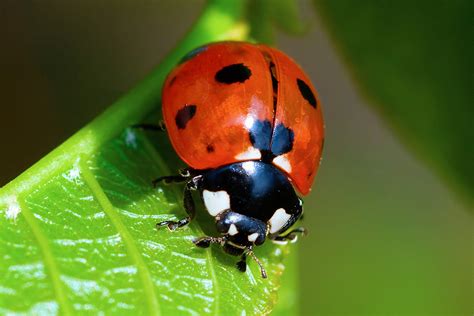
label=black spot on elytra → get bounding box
[271,124,294,155]
[249,119,272,151]
[179,45,208,64]
[206,144,215,153]
[175,105,197,129]
[215,63,251,84]
[247,119,294,162]
[297,78,317,108]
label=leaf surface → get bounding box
[0,1,295,314]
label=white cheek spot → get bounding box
[273,155,292,173]
[228,224,238,236]
[269,208,292,234]
[235,147,261,160]
[203,190,231,216]
[247,233,259,242]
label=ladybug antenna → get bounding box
[248,248,267,279]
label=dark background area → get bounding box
[1,1,471,314]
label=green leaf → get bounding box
[0,1,295,314]
[248,0,306,43]
[313,0,473,205]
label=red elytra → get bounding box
[162,42,324,195]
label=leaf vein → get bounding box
[141,136,220,315]
[80,164,161,316]
[19,201,73,315]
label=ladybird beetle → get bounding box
[154,42,324,278]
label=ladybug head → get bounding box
[215,211,267,254]
[198,161,303,251]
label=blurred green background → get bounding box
[0,1,471,315]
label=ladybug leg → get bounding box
[132,121,166,132]
[152,175,186,187]
[152,168,192,187]
[157,181,197,231]
[236,253,247,272]
[247,246,267,278]
[193,236,226,248]
[272,227,308,244]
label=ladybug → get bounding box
[154,42,324,278]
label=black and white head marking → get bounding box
[215,211,267,247]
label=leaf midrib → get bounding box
[80,162,161,315]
